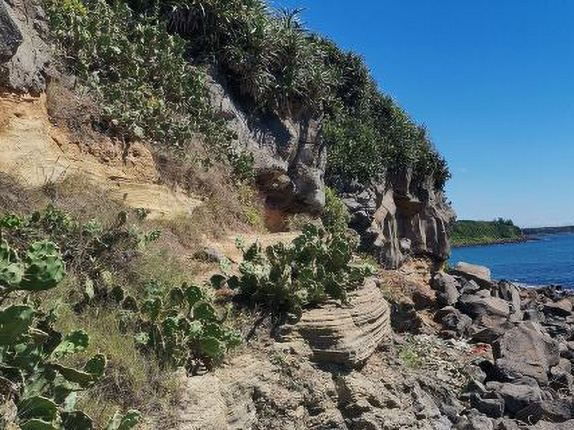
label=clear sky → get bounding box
[273,0,574,227]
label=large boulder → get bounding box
[542,299,573,318]
[516,398,574,424]
[458,291,513,343]
[459,291,510,324]
[485,379,543,415]
[493,322,560,385]
[452,262,492,288]
[492,281,523,322]
[434,306,473,338]
[432,272,460,306]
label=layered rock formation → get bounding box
[280,279,392,366]
[335,169,455,269]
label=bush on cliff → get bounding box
[212,225,374,318]
[0,205,241,426]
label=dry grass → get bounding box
[151,149,267,250]
[0,100,9,134]
[54,306,178,429]
[45,79,103,143]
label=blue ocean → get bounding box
[450,234,574,289]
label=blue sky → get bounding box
[273,0,574,227]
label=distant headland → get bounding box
[452,218,526,247]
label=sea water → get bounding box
[450,234,574,288]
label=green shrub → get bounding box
[215,225,373,317]
[0,206,161,308]
[127,0,451,190]
[46,0,252,179]
[321,187,350,234]
[111,280,241,371]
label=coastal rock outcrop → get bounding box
[206,72,327,214]
[280,279,392,366]
[335,169,455,269]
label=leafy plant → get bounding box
[46,0,252,179]
[0,207,161,310]
[150,0,450,189]
[321,187,350,234]
[216,225,373,317]
[0,238,140,430]
[113,281,240,371]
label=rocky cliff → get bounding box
[0,0,455,270]
[206,72,327,214]
[332,169,455,269]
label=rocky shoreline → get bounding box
[171,259,574,430]
[423,261,574,429]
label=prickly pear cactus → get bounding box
[126,282,241,370]
[0,239,65,292]
[0,237,139,430]
[222,225,374,316]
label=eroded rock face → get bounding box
[337,169,455,269]
[206,71,327,214]
[0,0,51,94]
[280,279,392,366]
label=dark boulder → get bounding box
[435,306,473,338]
[432,272,460,306]
[470,393,505,418]
[492,281,523,322]
[543,299,573,318]
[452,262,493,289]
[460,279,482,295]
[493,322,560,385]
[516,398,574,424]
[486,378,543,415]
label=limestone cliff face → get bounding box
[335,169,455,269]
[206,72,327,214]
[207,71,455,266]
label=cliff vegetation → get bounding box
[452,218,524,246]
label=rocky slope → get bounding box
[0,0,455,270]
[167,259,574,430]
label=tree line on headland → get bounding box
[452,218,525,246]
[453,218,574,247]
